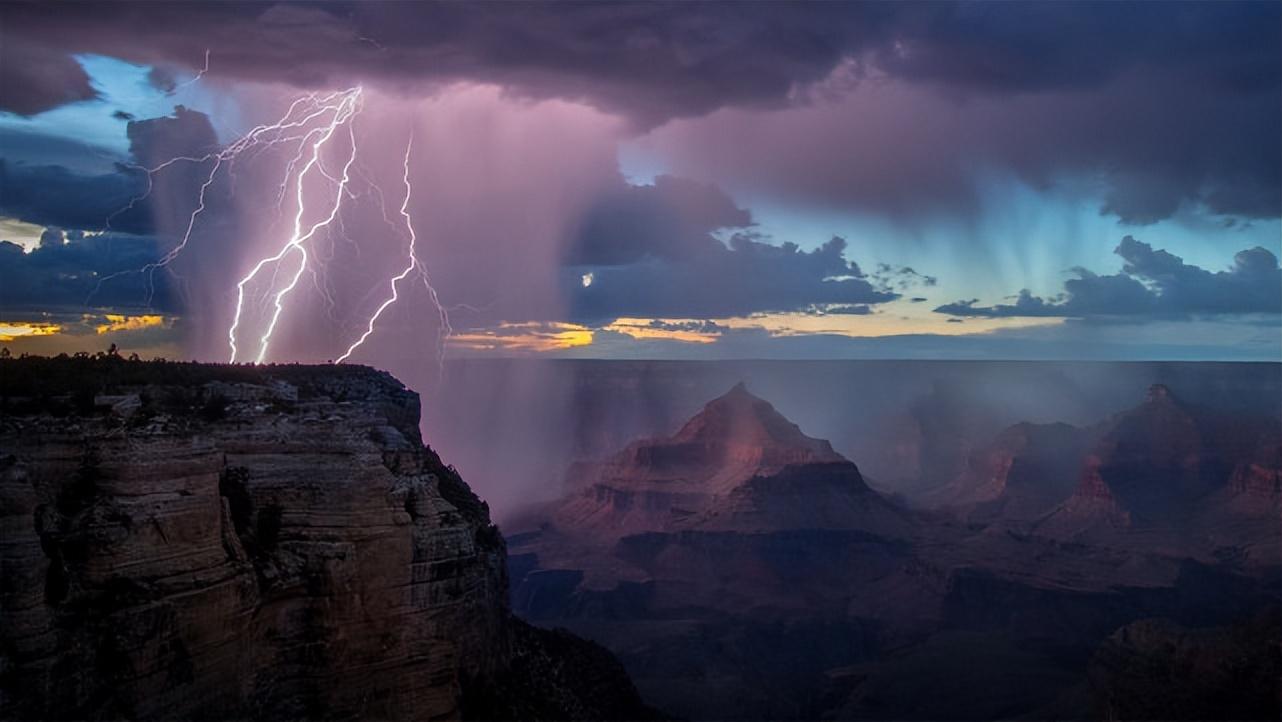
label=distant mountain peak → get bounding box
[671,383,840,461]
[538,385,906,537]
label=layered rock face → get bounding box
[0,357,653,721]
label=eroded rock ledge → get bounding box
[0,356,655,721]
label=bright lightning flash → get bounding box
[228,87,362,363]
[96,85,455,372]
[336,133,428,363]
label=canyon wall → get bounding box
[0,358,653,721]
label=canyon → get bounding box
[2,356,1277,720]
[507,376,1281,720]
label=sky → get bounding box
[0,1,1279,364]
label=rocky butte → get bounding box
[0,355,657,721]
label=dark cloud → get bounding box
[818,304,873,316]
[1,2,867,124]
[644,62,1280,223]
[0,106,222,236]
[559,176,896,322]
[569,234,896,322]
[3,2,1275,124]
[1,2,1275,223]
[642,319,726,334]
[568,175,751,265]
[124,106,220,170]
[0,38,97,116]
[0,106,232,331]
[873,1,1279,96]
[935,236,1282,319]
[873,263,938,291]
[0,232,176,312]
[0,161,150,234]
[146,66,179,94]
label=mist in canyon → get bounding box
[418,359,1281,522]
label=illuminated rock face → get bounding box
[0,361,652,721]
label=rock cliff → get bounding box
[0,356,655,721]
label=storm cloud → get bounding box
[567,175,751,266]
[0,38,97,116]
[1,2,1277,363]
[2,2,1276,225]
[0,232,176,313]
[3,2,1275,122]
[0,106,221,236]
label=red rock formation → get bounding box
[542,382,906,539]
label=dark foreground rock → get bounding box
[0,356,657,721]
[1089,612,1281,721]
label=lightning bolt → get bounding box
[228,87,362,363]
[334,133,420,363]
[336,132,452,369]
[168,49,211,95]
[95,83,454,373]
[92,92,359,305]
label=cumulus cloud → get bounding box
[935,236,1282,319]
